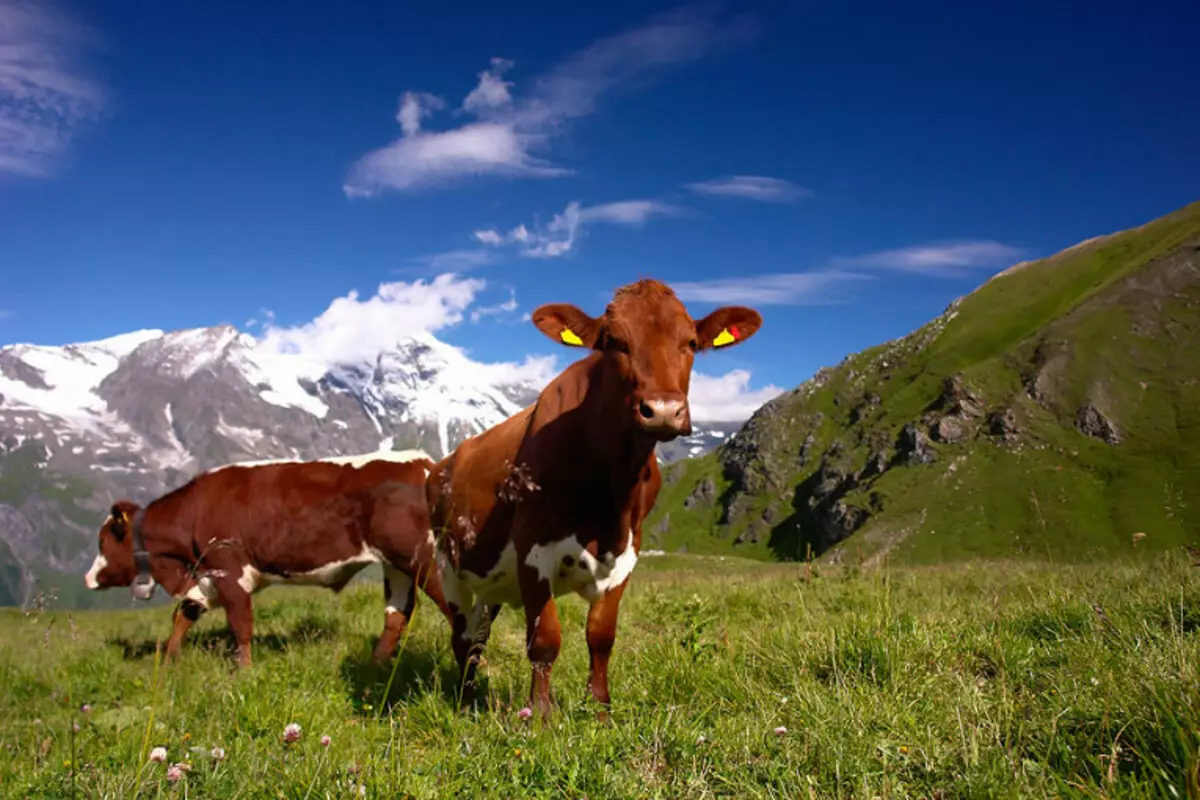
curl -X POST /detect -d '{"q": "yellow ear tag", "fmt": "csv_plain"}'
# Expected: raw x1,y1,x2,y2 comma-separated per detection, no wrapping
712,328,737,347
560,327,584,346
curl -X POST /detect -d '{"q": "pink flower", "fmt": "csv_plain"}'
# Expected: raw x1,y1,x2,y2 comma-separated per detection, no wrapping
773,726,788,736
283,723,301,743
80,704,92,714
517,707,533,720
149,746,167,763
166,764,183,783
320,735,331,748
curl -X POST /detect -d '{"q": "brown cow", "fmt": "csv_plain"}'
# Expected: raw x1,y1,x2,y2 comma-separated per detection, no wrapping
84,449,456,667
426,278,762,719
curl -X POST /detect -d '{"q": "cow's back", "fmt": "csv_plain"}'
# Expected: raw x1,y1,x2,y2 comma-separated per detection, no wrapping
183,457,431,577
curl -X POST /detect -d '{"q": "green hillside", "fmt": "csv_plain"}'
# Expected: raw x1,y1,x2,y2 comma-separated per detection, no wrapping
649,199,1200,564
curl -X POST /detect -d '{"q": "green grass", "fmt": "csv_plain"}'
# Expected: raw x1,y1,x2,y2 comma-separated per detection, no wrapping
4,552,1200,797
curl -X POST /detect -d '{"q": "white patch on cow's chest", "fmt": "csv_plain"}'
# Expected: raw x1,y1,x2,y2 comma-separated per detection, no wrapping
526,530,639,603
242,545,381,593
83,554,107,590
439,540,522,610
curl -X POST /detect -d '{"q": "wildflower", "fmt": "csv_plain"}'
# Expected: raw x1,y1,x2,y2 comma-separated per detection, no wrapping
80,704,92,714
696,735,707,745
899,746,909,754
517,707,533,721
210,746,226,762
283,723,302,743
72,722,80,732
149,747,167,763
773,726,788,736
182,733,191,742
514,748,522,758
166,764,183,783
320,735,331,748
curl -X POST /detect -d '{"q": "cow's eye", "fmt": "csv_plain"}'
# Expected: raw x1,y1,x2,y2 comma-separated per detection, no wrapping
605,335,629,354
687,338,698,352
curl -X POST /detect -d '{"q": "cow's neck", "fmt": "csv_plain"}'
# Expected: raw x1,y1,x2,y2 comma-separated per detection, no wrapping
580,388,658,504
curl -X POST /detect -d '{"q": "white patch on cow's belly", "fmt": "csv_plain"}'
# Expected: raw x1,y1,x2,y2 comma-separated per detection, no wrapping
84,554,107,589
525,531,639,603
246,545,382,593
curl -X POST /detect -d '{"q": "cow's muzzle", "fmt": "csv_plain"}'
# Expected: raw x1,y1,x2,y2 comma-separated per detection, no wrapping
634,394,692,440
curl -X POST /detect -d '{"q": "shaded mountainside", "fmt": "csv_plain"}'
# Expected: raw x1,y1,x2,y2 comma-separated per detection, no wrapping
648,199,1200,564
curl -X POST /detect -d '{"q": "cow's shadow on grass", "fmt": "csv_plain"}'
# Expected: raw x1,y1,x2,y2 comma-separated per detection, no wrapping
338,643,476,715
108,612,339,661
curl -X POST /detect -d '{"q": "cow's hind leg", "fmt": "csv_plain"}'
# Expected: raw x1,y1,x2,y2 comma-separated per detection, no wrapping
452,601,501,709
372,564,416,664
585,580,628,723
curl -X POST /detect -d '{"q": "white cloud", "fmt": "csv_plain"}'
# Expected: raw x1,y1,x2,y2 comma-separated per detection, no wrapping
255,274,486,368
673,270,870,306
688,369,784,423
832,240,1023,277
476,198,683,259
396,91,445,137
0,0,105,179
343,5,756,196
685,175,812,203
462,57,514,114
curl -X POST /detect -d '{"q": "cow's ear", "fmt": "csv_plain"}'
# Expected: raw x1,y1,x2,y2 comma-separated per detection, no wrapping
695,306,763,351
109,503,129,540
531,303,601,349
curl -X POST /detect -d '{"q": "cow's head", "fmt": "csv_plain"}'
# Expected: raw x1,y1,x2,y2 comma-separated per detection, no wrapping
531,278,762,441
84,500,142,590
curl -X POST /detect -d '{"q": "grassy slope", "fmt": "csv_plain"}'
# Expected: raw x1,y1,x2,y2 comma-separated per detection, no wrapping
651,199,1200,564
3,552,1200,797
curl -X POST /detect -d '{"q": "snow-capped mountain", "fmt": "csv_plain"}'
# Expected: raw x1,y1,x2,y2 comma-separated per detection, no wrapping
0,324,732,607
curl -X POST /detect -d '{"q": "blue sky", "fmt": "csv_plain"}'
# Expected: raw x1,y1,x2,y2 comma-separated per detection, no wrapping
2,0,1198,420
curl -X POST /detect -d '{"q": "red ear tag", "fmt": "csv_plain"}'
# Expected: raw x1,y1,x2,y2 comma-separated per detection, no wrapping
729,325,740,339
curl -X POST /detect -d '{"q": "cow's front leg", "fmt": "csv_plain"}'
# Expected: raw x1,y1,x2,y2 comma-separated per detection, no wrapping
585,579,628,722
208,569,254,668
165,599,206,662
519,571,561,721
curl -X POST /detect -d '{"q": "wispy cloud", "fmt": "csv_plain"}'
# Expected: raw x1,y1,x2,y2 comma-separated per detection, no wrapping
408,248,499,273
685,175,812,203
469,288,519,323
343,4,757,196
474,198,684,259
673,270,870,306
0,0,104,179
831,240,1023,277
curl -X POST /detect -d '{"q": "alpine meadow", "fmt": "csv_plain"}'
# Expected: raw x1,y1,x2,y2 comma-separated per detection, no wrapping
2,200,1200,798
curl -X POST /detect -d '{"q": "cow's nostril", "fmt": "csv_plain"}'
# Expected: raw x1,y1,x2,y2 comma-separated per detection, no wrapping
639,401,655,420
